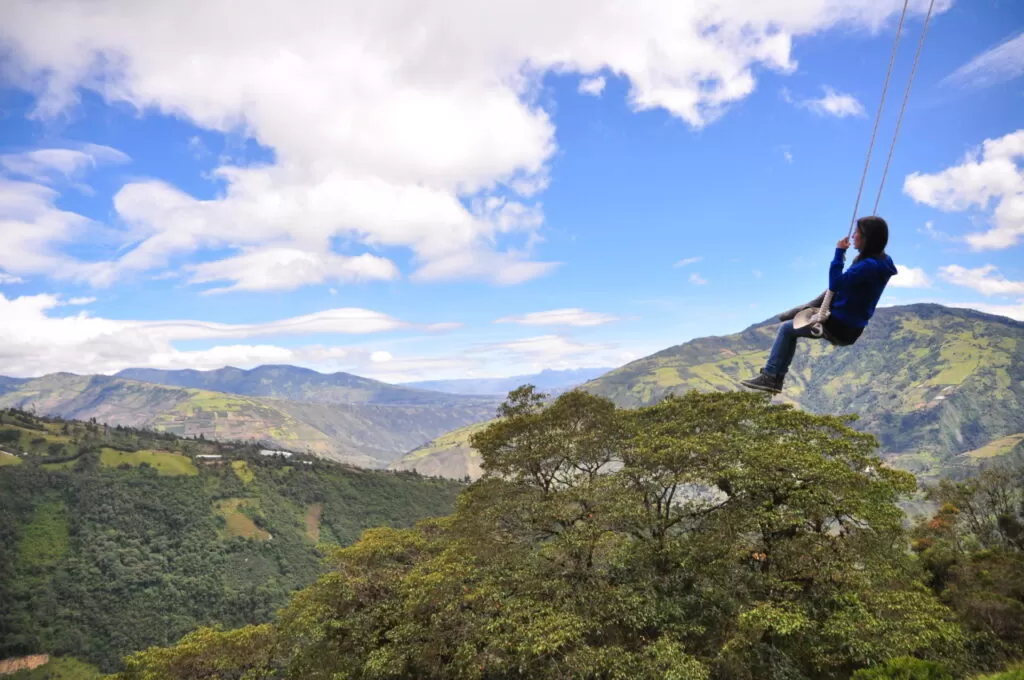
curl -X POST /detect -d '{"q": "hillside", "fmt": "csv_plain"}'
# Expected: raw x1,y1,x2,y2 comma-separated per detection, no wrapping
401,367,613,396
107,390,1024,679
0,375,498,468
389,420,493,480
0,408,464,674
393,305,1024,482
115,364,495,406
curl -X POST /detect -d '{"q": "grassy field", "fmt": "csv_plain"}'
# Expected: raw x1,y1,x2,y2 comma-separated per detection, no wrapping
965,433,1024,459
214,498,271,540
400,420,493,463
0,452,23,466
231,459,255,484
99,448,198,476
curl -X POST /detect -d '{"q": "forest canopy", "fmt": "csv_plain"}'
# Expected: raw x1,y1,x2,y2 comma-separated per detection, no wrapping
116,388,1024,679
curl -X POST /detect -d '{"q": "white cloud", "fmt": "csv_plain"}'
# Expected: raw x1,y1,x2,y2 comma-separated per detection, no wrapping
783,150,794,163
796,86,865,118
495,308,619,327
889,265,931,288
0,272,25,284
944,299,1024,322
917,220,956,242
409,248,560,285
579,75,606,96
0,0,940,288
65,296,97,305
674,256,702,268
752,269,763,278
0,291,639,382
904,129,1024,250
689,272,708,285
938,264,1024,296
0,144,129,183
941,32,1024,90
0,291,422,377
424,322,464,332
187,247,399,294
0,179,96,280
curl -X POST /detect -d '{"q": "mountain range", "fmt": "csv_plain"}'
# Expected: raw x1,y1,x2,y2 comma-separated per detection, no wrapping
400,367,613,396
391,304,1024,482
0,367,499,468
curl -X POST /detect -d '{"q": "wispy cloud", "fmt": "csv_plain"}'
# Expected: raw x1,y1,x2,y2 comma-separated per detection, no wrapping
785,86,865,118
578,75,606,96
0,143,130,183
917,221,957,243
939,264,1024,296
689,273,708,285
495,308,619,327
674,256,703,268
0,271,25,284
942,32,1024,90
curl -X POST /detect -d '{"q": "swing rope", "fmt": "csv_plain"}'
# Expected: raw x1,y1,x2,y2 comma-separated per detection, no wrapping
804,0,934,339
872,0,937,215
845,0,910,241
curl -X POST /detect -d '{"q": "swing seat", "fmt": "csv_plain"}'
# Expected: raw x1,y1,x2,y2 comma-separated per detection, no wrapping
792,308,856,347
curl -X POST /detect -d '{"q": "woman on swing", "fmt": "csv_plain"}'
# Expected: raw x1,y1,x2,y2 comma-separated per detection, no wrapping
741,216,897,394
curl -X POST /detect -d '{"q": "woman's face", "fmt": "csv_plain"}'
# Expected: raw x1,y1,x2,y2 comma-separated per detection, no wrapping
854,227,865,251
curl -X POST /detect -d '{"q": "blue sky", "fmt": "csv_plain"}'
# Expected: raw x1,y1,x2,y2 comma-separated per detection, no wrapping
0,0,1022,381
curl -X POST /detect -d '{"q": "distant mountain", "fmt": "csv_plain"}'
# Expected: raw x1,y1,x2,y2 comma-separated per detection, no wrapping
115,364,489,406
401,367,613,396
392,305,1024,482
0,374,497,468
0,376,27,396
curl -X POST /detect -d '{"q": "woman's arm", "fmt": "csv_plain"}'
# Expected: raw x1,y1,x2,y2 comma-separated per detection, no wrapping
828,245,871,292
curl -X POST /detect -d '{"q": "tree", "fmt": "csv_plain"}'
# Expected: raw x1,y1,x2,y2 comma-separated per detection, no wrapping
912,464,1024,670
116,390,966,679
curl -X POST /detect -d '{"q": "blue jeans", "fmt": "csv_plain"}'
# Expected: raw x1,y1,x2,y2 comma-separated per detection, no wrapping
764,321,819,378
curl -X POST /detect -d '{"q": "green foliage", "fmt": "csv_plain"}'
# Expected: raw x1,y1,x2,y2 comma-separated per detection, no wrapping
117,625,279,680
851,656,953,679
119,389,969,679
974,669,1024,680
0,409,465,674
912,463,1024,672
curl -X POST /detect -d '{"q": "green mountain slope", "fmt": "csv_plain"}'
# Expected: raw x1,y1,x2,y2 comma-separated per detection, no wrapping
0,375,497,468
394,305,1023,482
115,364,497,406
388,420,494,479
0,408,463,674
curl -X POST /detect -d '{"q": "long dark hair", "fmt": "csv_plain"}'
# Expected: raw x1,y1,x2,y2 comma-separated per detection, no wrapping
853,216,888,263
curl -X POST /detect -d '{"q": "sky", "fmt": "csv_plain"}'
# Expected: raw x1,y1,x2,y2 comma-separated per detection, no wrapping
0,0,1022,382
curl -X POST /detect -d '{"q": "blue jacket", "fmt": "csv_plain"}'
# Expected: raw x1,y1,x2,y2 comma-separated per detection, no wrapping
828,247,897,329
